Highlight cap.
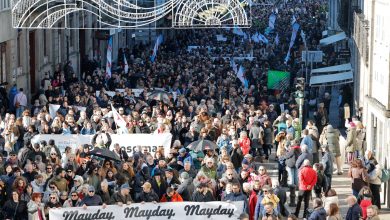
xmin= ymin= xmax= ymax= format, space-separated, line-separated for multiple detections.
xmin=66 ymin=165 xmax=74 ymax=172
xmin=179 ymin=148 xmax=186 ymax=153
xmin=142 ymin=182 xmax=152 ymax=189
xmin=88 ymin=185 xmax=95 ymax=192
xmin=180 ymin=172 xmax=190 ymax=180
xmin=121 ymin=183 xmax=131 ymax=190
xmin=242 ymin=158 xmax=249 ymax=165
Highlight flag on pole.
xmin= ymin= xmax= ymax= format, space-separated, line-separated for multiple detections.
xmin=123 ymin=53 xmax=129 ymax=74
xmin=150 ymin=34 xmax=163 ymax=63
xmin=268 ymin=13 xmax=276 ymax=30
xmin=105 ymin=36 xmax=113 ymax=78
xmin=111 ymin=104 xmax=127 ymax=131
xmin=275 ymin=34 xmax=280 ymax=45
xmin=237 ymin=65 xmax=246 ymax=85
xmin=285 ymin=22 xmax=300 ymax=63
xmin=258 ymin=33 xmax=269 ymax=44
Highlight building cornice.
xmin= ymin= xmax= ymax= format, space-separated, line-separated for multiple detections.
xmin=365 ymin=95 xmax=390 ymax=118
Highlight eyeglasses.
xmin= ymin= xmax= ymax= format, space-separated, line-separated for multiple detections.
xmin=89 ymin=191 xmax=95 ymax=193
xmin=50 ymin=186 xmax=55 ymax=189
xmin=47 ymin=167 xmax=52 ymax=170
xmin=67 ymin=170 xmax=72 ymax=173
xmin=50 ymin=197 xmax=56 ymax=199
xmin=10 ymin=154 xmax=16 ymax=157
xmin=263 ymin=191 xmax=268 ymax=193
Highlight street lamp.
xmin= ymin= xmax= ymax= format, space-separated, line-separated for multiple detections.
xmin=295 ymin=77 xmax=305 ymax=131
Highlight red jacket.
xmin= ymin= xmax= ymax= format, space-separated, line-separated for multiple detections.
xmin=360 ymin=199 xmax=372 ymax=220
xmin=248 ymin=190 xmax=258 ymax=220
xmin=298 ymin=165 xmax=317 ymax=191
xmin=239 ymin=138 xmax=251 ymax=155
xmin=160 ymin=192 xmax=183 ymax=202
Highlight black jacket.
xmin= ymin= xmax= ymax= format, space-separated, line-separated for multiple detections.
xmin=230 ymin=147 xmax=243 ymax=170
xmin=284 ymin=146 xmax=301 ymax=168
xmin=139 ymin=191 xmax=159 ymax=202
xmin=192 ymin=190 xmax=215 ymax=202
xmin=2 ymin=200 xmax=28 ymax=220
xmin=346 ymin=203 xmax=362 ymax=220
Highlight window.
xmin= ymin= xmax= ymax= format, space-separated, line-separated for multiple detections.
xmin=0 ymin=0 xmax=10 ymax=11
xmin=0 ymin=43 xmax=6 ymax=83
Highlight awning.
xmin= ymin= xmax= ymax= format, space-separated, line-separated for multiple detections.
xmin=310 ymin=71 xmax=353 ymax=86
xmin=311 ymin=63 xmax=352 ymax=74
xmin=319 ymin=32 xmax=347 ymax=46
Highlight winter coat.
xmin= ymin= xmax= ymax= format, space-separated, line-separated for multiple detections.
xmin=139 ymin=190 xmax=159 ymax=202
xmin=230 ymin=147 xmax=243 ymax=170
xmin=200 ymin=165 xmax=217 ymax=180
xmin=321 ymin=152 xmax=334 ymax=176
xmin=238 ymin=137 xmax=251 ymax=155
xmin=62 ymin=199 xmax=82 ymax=207
xmin=323 ymin=196 xmax=339 ymax=214
xmin=296 ymin=152 xmax=313 ymax=170
xmin=151 ymin=179 xmax=168 ymax=200
xmin=249 ymin=126 xmax=263 ymax=149
xmin=27 ymin=201 xmax=46 ymax=220
xmin=346 ymin=128 xmax=358 ymax=153
xmin=176 ymin=178 xmax=194 ymax=201
xmin=356 ymin=128 xmax=366 ymax=152
xmin=2 ymin=200 xmax=28 ymax=220
xmin=346 ymin=203 xmax=362 ymax=220
xmin=360 ymin=199 xmax=372 ymax=220
xmin=284 ymin=146 xmax=301 ymax=168
xmin=160 ymin=192 xmax=183 ymax=202
xmin=223 ymin=192 xmax=248 ymax=213
xmin=298 ymin=165 xmax=317 ymax=191
xmin=255 ymin=174 xmax=272 ymax=188
xmin=249 ymin=190 xmax=259 ymax=220
xmin=109 ymin=192 xmax=134 ymax=205
xmin=324 ymin=126 xmax=341 ymax=156
xmin=308 ymin=207 xmax=326 ymax=220
xmin=192 ymin=190 xmax=214 ymax=202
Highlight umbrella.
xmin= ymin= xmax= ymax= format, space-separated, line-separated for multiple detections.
xmin=148 ymin=90 xmax=170 ymax=103
xmin=88 ymin=147 xmax=121 ymax=162
xmin=187 ymin=139 xmax=218 ymax=152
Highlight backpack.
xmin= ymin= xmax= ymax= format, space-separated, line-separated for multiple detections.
xmin=381 ymin=169 xmax=390 ymax=182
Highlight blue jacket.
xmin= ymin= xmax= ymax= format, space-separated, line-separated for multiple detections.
xmin=308 ymin=207 xmax=326 ymax=220
xmin=346 ymin=203 xmax=362 ymax=220
xmin=301 ymin=136 xmax=314 ymax=153
xmin=223 ymin=192 xmax=248 ymax=213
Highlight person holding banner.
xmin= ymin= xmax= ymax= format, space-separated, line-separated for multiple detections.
xmin=80 ymin=186 xmax=107 ymax=209
xmin=139 ymin=182 xmax=159 ymax=203
xmin=109 ymin=183 xmax=133 ymax=205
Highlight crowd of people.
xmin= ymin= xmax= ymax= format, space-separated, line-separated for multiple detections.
xmin=0 ymin=0 xmax=383 ymax=220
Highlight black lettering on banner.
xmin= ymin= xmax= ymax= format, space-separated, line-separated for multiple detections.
xmin=124 ymin=206 xmax=175 ymax=219
xmin=121 ymin=145 xmax=158 ymax=154
xmin=184 ymin=205 xmax=234 ymax=218
xmin=63 ymin=210 xmax=115 ymax=220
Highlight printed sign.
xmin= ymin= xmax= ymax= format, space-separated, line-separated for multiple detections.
xmin=31 ymin=133 xmax=172 ymax=156
xmin=49 ymin=202 xmax=244 ymax=220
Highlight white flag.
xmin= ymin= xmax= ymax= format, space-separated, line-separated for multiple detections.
xmin=123 ymin=53 xmax=129 ymax=74
xmin=111 ymin=104 xmax=127 ymax=130
xmin=49 ymin=104 xmax=61 ymax=119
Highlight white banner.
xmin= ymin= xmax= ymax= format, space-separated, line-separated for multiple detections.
xmin=31 ymin=133 xmax=172 ymax=156
xmin=50 ymin=202 xmax=244 ymax=220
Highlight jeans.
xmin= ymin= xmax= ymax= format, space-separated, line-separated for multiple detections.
xmin=295 ymin=190 xmax=311 ymax=218
xmin=286 ymin=166 xmax=298 ymax=186
xmin=15 ymin=106 xmax=25 ymax=118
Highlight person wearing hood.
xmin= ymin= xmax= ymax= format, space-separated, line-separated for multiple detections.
xmin=308 ymin=198 xmax=326 ymax=220
xmin=320 ymin=124 xmax=342 ymax=174
xmin=176 ymin=172 xmax=194 ymax=201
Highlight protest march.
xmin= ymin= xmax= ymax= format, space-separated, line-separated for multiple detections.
xmin=0 ymin=0 xmax=383 ymax=220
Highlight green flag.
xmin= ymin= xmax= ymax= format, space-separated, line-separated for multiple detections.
xmin=267 ymin=70 xmax=290 ymax=90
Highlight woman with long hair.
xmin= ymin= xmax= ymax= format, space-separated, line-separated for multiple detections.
xmin=2 ymin=190 xmax=28 ymax=220
xmin=328 ymin=203 xmax=342 ymax=220
xmin=12 ymin=177 xmax=30 ymax=202
xmin=115 ymin=162 xmax=135 ymax=187
xmin=348 ymin=159 xmax=368 ymax=197
xmin=98 ymin=160 xmax=117 ymax=180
